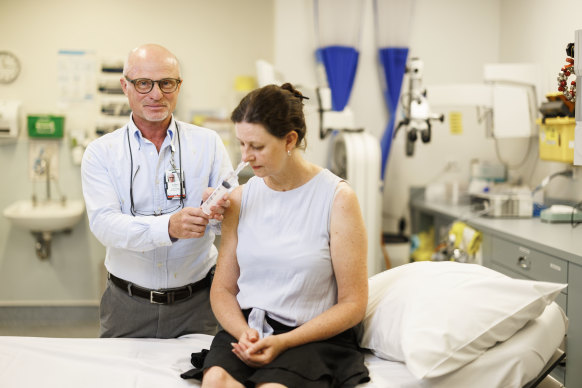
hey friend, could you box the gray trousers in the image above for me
[99,278,219,338]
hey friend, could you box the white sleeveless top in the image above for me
[236,169,342,336]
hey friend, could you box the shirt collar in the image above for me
[128,113,177,149]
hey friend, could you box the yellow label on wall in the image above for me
[234,76,257,92]
[449,111,463,134]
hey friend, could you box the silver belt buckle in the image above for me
[150,290,166,304]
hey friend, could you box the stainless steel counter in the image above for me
[410,198,582,266]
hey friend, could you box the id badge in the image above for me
[165,169,185,199]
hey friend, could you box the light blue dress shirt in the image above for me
[81,115,233,289]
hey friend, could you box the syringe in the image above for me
[201,161,249,215]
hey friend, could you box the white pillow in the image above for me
[357,261,567,379]
[426,302,568,388]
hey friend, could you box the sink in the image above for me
[3,199,85,232]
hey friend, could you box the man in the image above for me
[81,44,233,338]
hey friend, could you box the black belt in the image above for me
[108,266,214,305]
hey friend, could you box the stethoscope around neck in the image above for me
[126,122,184,216]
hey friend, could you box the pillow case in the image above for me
[427,301,568,388]
[357,261,566,379]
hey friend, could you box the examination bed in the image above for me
[0,262,568,388]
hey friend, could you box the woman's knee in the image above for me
[202,366,242,388]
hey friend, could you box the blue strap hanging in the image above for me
[379,47,409,178]
[374,0,416,179]
[316,46,360,111]
[314,0,365,112]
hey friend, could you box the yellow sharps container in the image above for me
[537,117,575,163]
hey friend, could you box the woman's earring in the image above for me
[287,149,291,157]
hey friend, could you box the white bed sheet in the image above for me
[0,303,566,388]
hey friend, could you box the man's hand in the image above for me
[168,207,210,239]
[168,187,232,240]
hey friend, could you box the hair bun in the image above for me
[281,82,309,101]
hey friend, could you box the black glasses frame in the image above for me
[125,76,182,94]
[126,124,184,216]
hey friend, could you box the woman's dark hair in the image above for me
[230,82,308,149]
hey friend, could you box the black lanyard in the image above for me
[126,122,184,216]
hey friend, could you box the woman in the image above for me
[201,83,369,388]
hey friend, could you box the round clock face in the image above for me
[0,51,21,84]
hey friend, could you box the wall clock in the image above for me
[0,51,21,84]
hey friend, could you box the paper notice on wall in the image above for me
[57,50,97,107]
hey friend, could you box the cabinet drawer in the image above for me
[489,262,567,312]
[490,236,568,286]
[555,292,567,314]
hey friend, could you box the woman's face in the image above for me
[235,121,288,178]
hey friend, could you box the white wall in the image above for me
[382,0,503,232]
[0,0,274,304]
[274,0,582,237]
[274,0,502,234]
[499,0,582,199]
[2,0,582,305]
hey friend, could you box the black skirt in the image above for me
[182,312,370,388]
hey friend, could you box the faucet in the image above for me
[31,146,67,206]
[531,168,574,196]
[32,148,51,204]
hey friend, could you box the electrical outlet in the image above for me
[29,141,59,182]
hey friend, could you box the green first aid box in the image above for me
[27,115,65,138]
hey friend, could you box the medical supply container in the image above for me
[537,117,574,163]
[27,115,65,138]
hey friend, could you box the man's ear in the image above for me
[120,77,129,96]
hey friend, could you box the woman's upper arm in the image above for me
[213,185,243,295]
[329,182,368,305]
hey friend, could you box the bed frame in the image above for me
[524,348,566,388]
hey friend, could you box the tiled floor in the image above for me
[0,321,100,338]
[0,305,100,338]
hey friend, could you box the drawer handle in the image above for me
[517,256,531,270]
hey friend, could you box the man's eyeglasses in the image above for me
[125,77,182,94]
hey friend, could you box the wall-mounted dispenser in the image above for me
[27,115,65,138]
[0,100,21,138]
